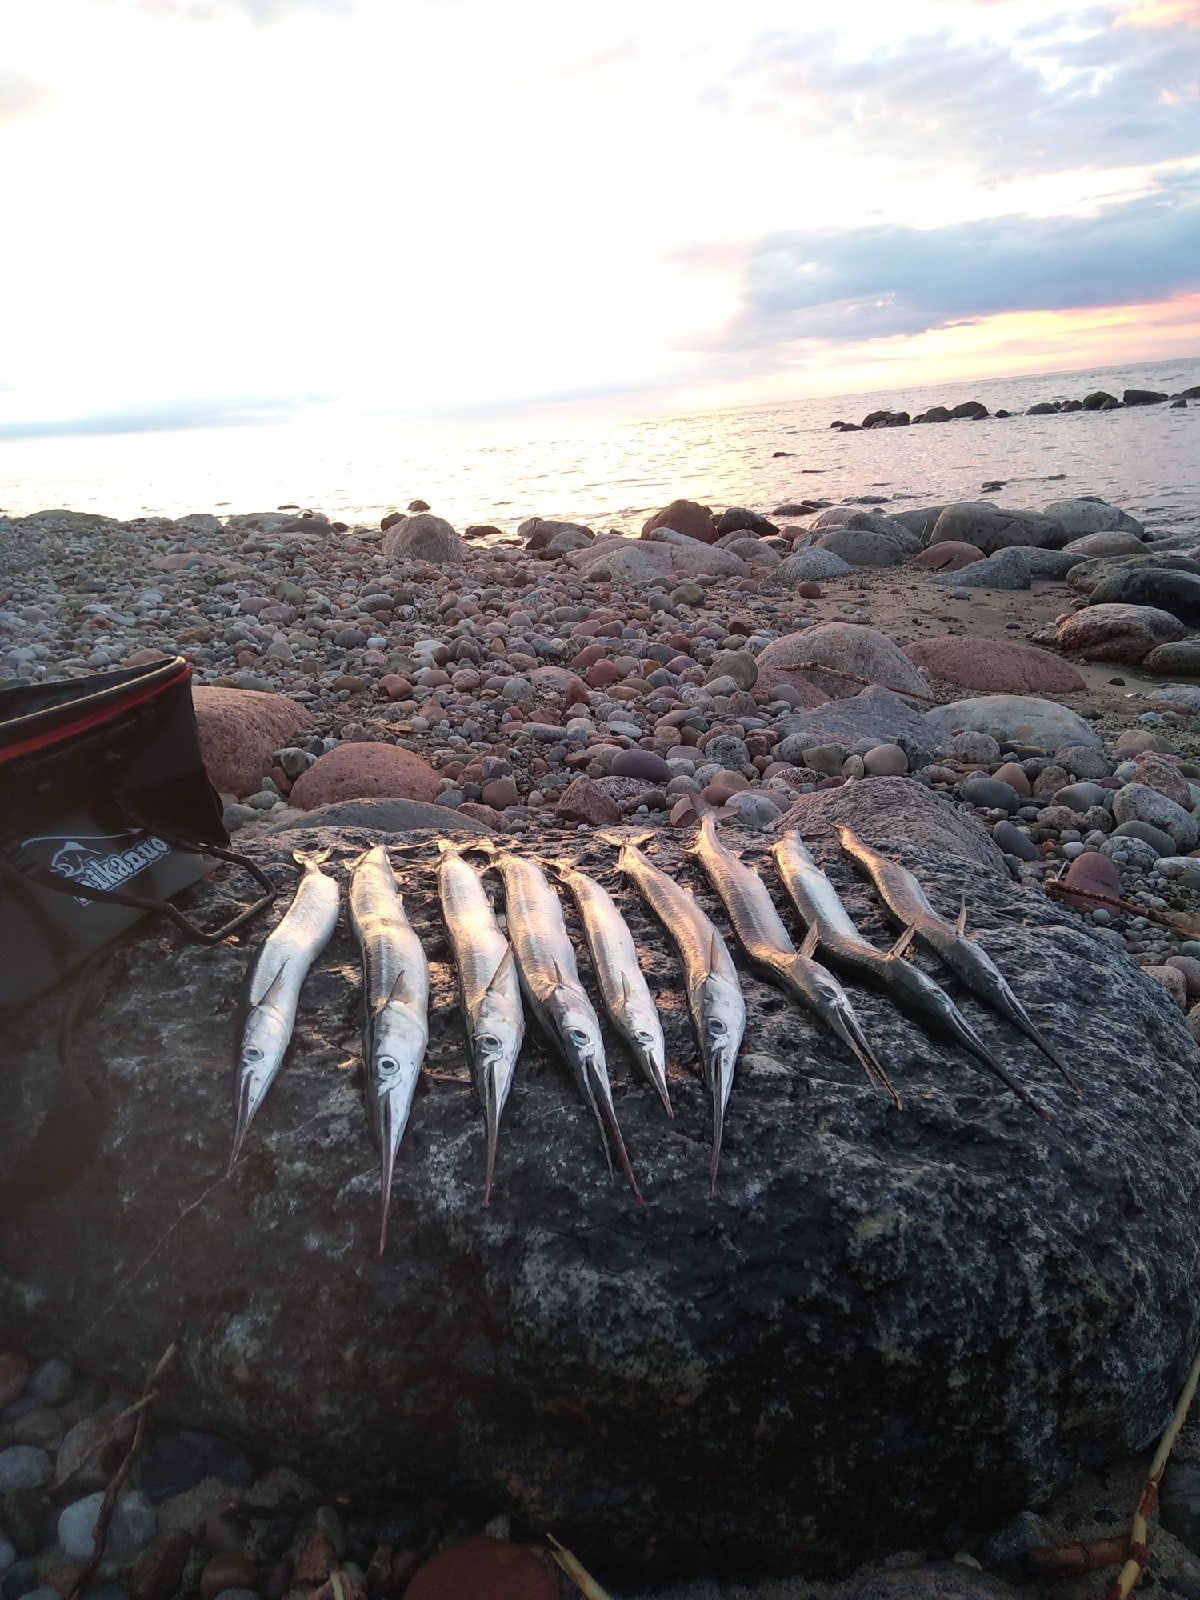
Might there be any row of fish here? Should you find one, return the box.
[228,823,1078,1247]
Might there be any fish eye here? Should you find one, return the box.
[634,1029,655,1046]
[479,1034,501,1052]
[567,1026,590,1045]
[244,1045,264,1062]
[708,1019,727,1037]
[378,1056,399,1074]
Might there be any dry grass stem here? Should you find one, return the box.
[546,1532,616,1600]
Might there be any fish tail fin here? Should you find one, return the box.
[598,827,655,850]
[887,925,917,961]
[293,847,332,869]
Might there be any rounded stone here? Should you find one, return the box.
[289,742,441,809]
[1057,851,1122,910]
[1111,820,1178,858]
[863,744,907,777]
[405,1537,557,1600]
[200,1555,258,1600]
[959,774,1020,812]
[903,637,1085,696]
[58,1490,156,1563]
[0,1446,51,1491]
[611,749,673,783]
[1100,835,1161,872]
[992,821,1040,862]
[992,761,1032,796]
[1145,966,1188,1010]
[1055,603,1186,664]
[953,733,1003,765]
[1111,783,1199,851]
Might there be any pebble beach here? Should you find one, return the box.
[6,385,1200,1600]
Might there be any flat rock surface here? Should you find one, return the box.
[4,819,1199,1582]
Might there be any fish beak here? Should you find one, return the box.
[480,1070,501,1207]
[227,1076,256,1176]
[707,1046,730,1200]
[376,1095,398,1256]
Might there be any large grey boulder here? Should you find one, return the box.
[756,623,932,702]
[382,512,466,563]
[928,503,1069,555]
[1043,499,1144,537]
[3,819,1200,1581]
[775,548,852,585]
[1086,566,1200,625]
[1067,552,1200,595]
[775,686,947,768]
[923,695,1104,752]
[518,516,595,551]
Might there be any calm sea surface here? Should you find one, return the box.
[1,356,1197,538]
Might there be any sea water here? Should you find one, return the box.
[0,355,1196,537]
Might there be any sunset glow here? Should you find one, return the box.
[0,0,1197,440]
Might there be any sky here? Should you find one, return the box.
[1,0,1198,440]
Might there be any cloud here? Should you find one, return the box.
[0,394,321,441]
[681,176,1200,368]
[712,14,1200,180]
[85,0,353,22]
[0,68,52,124]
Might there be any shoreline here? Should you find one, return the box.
[5,492,1200,1599]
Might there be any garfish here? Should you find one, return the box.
[549,858,672,1120]
[488,849,642,1201]
[611,832,744,1196]
[838,825,1077,1099]
[436,840,524,1203]
[229,847,339,1175]
[690,812,901,1110]
[348,844,430,1253]
[772,829,1050,1118]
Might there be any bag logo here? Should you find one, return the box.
[25,830,171,904]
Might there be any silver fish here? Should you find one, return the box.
[436,840,524,1203]
[839,825,1074,1105]
[772,830,1049,1116]
[690,812,901,1110]
[348,844,430,1252]
[612,832,744,1196]
[489,850,641,1202]
[230,847,339,1175]
[551,859,672,1120]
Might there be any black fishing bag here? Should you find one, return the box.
[0,655,275,1009]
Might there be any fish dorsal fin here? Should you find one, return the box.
[252,961,291,1011]
[484,946,515,999]
[387,969,408,1005]
[620,971,632,1003]
[887,925,917,961]
[554,959,566,986]
[800,924,819,960]
[708,932,723,971]
[956,895,969,937]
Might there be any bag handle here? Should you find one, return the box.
[0,838,277,946]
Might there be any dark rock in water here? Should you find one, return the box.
[1123,389,1168,406]
[776,688,947,769]
[3,821,1200,1582]
[1086,566,1200,625]
[715,506,777,537]
[1082,391,1119,410]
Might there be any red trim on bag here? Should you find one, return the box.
[0,660,192,765]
